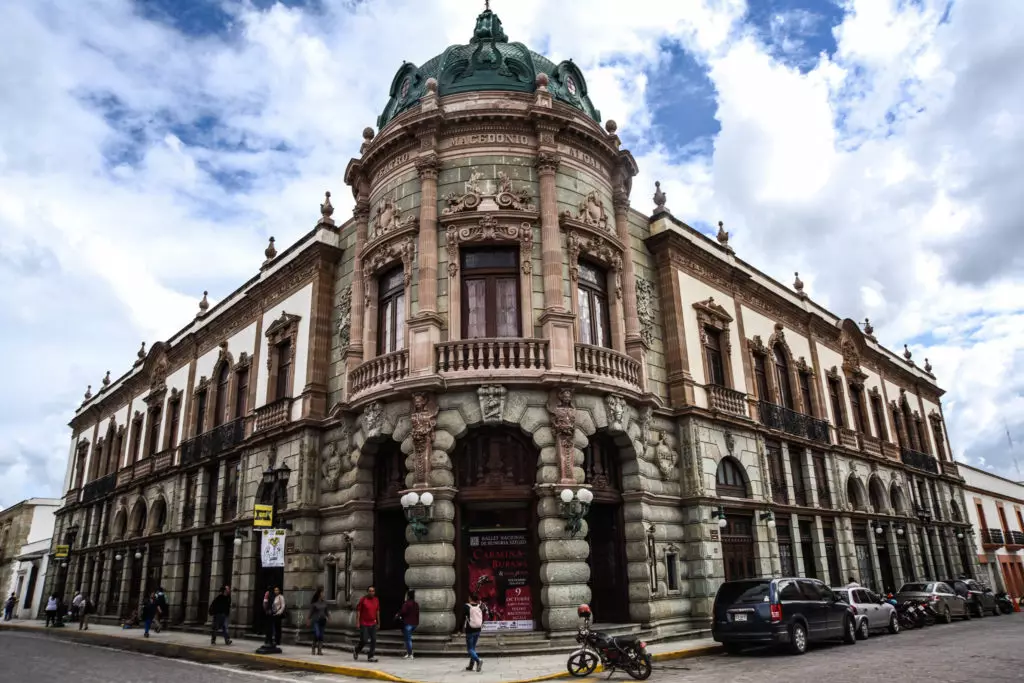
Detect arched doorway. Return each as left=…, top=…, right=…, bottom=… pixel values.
left=373, top=439, right=409, bottom=631
left=715, top=458, right=756, bottom=582
left=583, top=433, right=629, bottom=624
left=453, top=428, right=539, bottom=631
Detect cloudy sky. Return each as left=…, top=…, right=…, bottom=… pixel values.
left=1, top=0, right=1022, bottom=508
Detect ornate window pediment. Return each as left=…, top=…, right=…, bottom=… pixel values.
left=441, top=168, right=536, bottom=215
left=362, top=236, right=416, bottom=309
left=444, top=215, right=533, bottom=279
left=749, top=335, right=767, bottom=355
left=559, top=189, right=610, bottom=232
left=194, top=375, right=210, bottom=395
left=233, top=351, right=251, bottom=371
left=567, top=229, right=623, bottom=299
left=265, top=311, right=301, bottom=341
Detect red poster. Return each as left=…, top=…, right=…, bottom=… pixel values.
left=468, top=530, right=534, bottom=631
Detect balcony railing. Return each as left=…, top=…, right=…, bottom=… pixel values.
left=82, top=473, right=116, bottom=504
left=707, top=384, right=748, bottom=417
left=981, top=528, right=1005, bottom=547
left=860, top=434, right=883, bottom=458
left=1008, top=530, right=1024, bottom=546
left=436, top=338, right=549, bottom=374
left=793, top=484, right=808, bottom=507
left=574, top=344, right=642, bottom=389
left=757, top=401, right=831, bottom=445
left=351, top=349, right=409, bottom=395
left=839, top=428, right=859, bottom=450
left=254, top=397, right=293, bottom=432
left=132, top=458, right=153, bottom=481
left=180, top=417, right=245, bottom=466
left=900, top=447, right=939, bottom=474
left=941, top=461, right=961, bottom=478
left=63, top=489, right=80, bottom=507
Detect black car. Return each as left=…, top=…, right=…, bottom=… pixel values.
left=943, top=578, right=1001, bottom=617
left=713, top=577, right=857, bottom=655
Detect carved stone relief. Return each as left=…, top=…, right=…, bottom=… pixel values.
left=654, top=431, right=678, bottom=479
left=442, top=168, right=536, bottom=214
left=362, top=401, right=385, bottom=439
left=604, top=394, right=626, bottom=432
left=477, top=385, right=507, bottom=424
left=635, top=277, right=656, bottom=346
left=337, top=285, right=352, bottom=351
left=321, top=441, right=343, bottom=492
left=445, top=217, right=533, bottom=278
left=547, top=387, right=577, bottom=483
left=562, top=189, right=609, bottom=231
left=372, top=194, right=414, bottom=239
left=409, top=392, right=438, bottom=485
left=636, top=406, right=653, bottom=455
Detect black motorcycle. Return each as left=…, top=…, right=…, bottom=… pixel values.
left=917, top=600, right=939, bottom=626
left=995, top=591, right=1015, bottom=614
left=896, top=602, right=918, bottom=630
left=568, top=605, right=652, bottom=680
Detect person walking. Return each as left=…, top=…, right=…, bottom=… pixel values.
left=270, top=587, right=286, bottom=647
left=154, top=587, right=169, bottom=633
left=71, top=589, right=84, bottom=622
left=459, top=592, right=487, bottom=672
left=44, top=594, right=58, bottom=627
left=306, top=588, right=330, bottom=655
left=208, top=585, right=233, bottom=645
left=399, top=589, right=419, bottom=659
left=79, top=595, right=94, bottom=630
left=3, top=593, right=15, bottom=622
left=353, top=586, right=380, bottom=662
left=846, top=577, right=860, bottom=588
left=141, top=592, right=159, bottom=638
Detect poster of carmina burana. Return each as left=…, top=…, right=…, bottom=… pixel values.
left=467, top=529, right=533, bottom=631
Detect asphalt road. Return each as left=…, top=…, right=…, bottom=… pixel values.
left=1, top=614, right=1021, bottom=682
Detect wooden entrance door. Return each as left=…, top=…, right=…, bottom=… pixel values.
left=374, top=507, right=408, bottom=631
left=722, top=514, right=756, bottom=582
left=587, top=503, right=629, bottom=623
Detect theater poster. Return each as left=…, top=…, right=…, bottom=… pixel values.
left=467, top=529, right=534, bottom=631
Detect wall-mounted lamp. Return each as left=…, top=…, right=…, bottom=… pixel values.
left=957, top=531, right=965, bottom=539
left=233, top=528, right=252, bottom=548
left=871, top=520, right=885, bottom=535
left=711, top=507, right=727, bottom=529
left=759, top=511, right=776, bottom=529
left=401, top=491, right=435, bottom=540
left=558, top=487, right=594, bottom=538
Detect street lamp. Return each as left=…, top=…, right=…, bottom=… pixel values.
left=558, top=487, right=593, bottom=537
left=711, top=507, right=727, bottom=528
left=401, top=491, right=435, bottom=540
left=759, top=511, right=776, bottom=529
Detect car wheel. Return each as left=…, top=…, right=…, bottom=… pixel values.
left=962, top=607, right=971, bottom=621
left=789, top=623, right=808, bottom=655
left=843, top=616, right=857, bottom=644
left=888, top=613, right=900, bottom=634
left=942, top=606, right=952, bottom=624
left=856, top=618, right=870, bottom=640
left=974, top=604, right=984, bottom=618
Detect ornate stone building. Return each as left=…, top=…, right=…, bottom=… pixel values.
left=49, top=7, right=976, bottom=647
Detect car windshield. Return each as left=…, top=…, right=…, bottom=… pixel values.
left=717, top=580, right=771, bottom=605
left=899, top=583, right=934, bottom=593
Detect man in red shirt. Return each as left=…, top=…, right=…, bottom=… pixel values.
left=353, top=586, right=380, bottom=662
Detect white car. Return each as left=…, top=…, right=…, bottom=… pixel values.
left=833, top=587, right=900, bottom=639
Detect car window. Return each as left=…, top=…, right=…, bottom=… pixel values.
left=834, top=589, right=850, bottom=603
left=953, top=581, right=968, bottom=595
left=803, top=580, right=833, bottom=601
left=936, top=583, right=954, bottom=595
left=899, top=583, right=934, bottom=593
left=778, top=580, right=802, bottom=602
left=717, top=580, right=771, bottom=606
left=855, top=589, right=872, bottom=603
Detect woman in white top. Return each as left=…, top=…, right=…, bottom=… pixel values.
left=45, top=595, right=58, bottom=627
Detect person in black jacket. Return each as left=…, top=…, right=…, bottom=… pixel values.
left=154, top=587, right=169, bottom=633
left=209, top=585, right=233, bottom=645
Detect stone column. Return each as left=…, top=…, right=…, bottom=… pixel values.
left=407, top=155, right=445, bottom=377
left=345, top=198, right=370, bottom=390
left=779, top=443, right=796, bottom=504
left=405, top=490, right=456, bottom=635
left=535, top=151, right=576, bottom=372
left=97, top=553, right=113, bottom=616
left=812, top=517, right=830, bottom=581
left=613, top=193, right=648, bottom=389
left=804, top=450, right=820, bottom=508
left=537, top=490, right=590, bottom=634
left=213, top=460, right=227, bottom=525
left=138, top=545, right=151, bottom=602
left=866, top=529, right=884, bottom=593
left=186, top=535, right=201, bottom=622
left=888, top=527, right=906, bottom=587
left=117, top=555, right=131, bottom=617
left=210, top=535, right=223, bottom=609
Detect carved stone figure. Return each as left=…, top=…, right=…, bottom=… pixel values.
left=372, top=195, right=405, bottom=237
left=637, top=406, right=653, bottom=453
left=362, top=401, right=385, bottom=438
left=337, top=285, right=352, bottom=351
left=578, top=190, right=609, bottom=230
left=410, top=393, right=437, bottom=485
left=635, top=277, right=656, bottom=346
left=724, top=430, right=736, bottom=457
left=655, top=431, right=678, bottom=478
left=477, top=385, right=506, bottom=424
left=604, top=394, right=626, bottom=432
left=321, top=442, right=342, bottom=491
left=547, top=388, right=577, bottom=483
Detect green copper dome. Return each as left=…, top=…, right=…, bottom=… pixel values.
left=377, top=8, right=601, bottom=129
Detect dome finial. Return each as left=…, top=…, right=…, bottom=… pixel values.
left=264, top=236, right=277, bottom=264
left=903, top=344, right=913, bottom=362
left=793, top=272, right=805, bottom=298
left=197, top=290, right=209, bottom=317
left=319, top=191, right=335, bottom=226
left=471, top=1, right=507, bottom=43
left=717, top=220, right=732, bottom=251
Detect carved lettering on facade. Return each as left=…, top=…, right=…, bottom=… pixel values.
left=556, top=143, right=603, bottom=171
left=372, top=152, right=411, bottom=182
left=441, top=133, right=535, bottom=149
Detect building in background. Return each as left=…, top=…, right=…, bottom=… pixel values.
left=0, top=498, right=61, bottom=613
left=10, top=538, right=53, bottom=620
left=960, top=463, right=1024, bottom=594
left=46, top=6, right=977, bottom=648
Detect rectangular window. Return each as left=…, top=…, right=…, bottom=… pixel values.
left=577, top=261, right=611, bottom=348
left=753, top=354, right=770, bottom=401
left=222, top=459, right=240, bottom=521
left=930, top=482, right=943, bottom=520
left=205, top=466, right=219, bottom=526
left=461, top=248, right=520, bottom=339
left=932, top=422, right=946, bottom=460
left=275, top=339, right=292, bottom=400
left=870, top=395, right=887, bottom=440
left=916, top=420, right=929, bottom=454
left=235, top=368, right=249, bottom=419
left=777, top=524, right=795, bottom=577
left=167, top=400, right=181, bottom=449
left=183, top=473, right=198, bottom=528
left=812, top=452, right=831, bottom=508
left=666, top=553, right=679, bottom=591
left=799, top=372, right=814, bottom=416
left=147, top=408, right=162, bottom=456
left=378, top=267, right=406, bottom=354
left=849, top=385, right=866, bottom=433
left=130, top=420, right=143, bottom=463
left=767, top=442, right=787, bottom=504
left=704, top=327, right=726, bottom=386
left=195, top=390, right=208, bottom=435
left=790, top=449, right=807, bottom=506
left=828, top=378, right=845, bottom=428
left=800, top=520, right=817, bottom=580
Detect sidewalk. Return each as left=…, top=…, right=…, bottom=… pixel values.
left=0, top=619, right=721, bottom=683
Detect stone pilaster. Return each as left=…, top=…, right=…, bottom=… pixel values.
left=186, top=535, right=201, bottom=622
left=347, top=200, right=370, bottom=386
left=117, top=555, right=132, bottom=617
left=97, top=553, right=113, bottom=616
left=405, top=491, right=456, bottom=634
left=407, top=155, right=444, bottom=377
left=537, top=490, right=590, bottom=633
left=535, top=151, right=576, bottom=372
left=614, top=195, right=647, bottom=390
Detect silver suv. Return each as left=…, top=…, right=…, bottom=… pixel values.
left=833, top=586, right=900, bottom=639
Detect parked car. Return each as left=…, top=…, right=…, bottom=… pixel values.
left=713, top=577, right=857, bottom=655
left=833, top=586, right=900, bottom=638
left=894, top=582, right=970, bottom=623
left=941, top=578, right=1000, bottom=617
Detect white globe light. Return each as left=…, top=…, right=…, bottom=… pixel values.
left=897, top=528, right=904, bottom=536
left=115, top=554, right=122, bottom=561
left=578, top=488, right=594, bottom=504
left=718, top=517, right=728, bottom=529
left=957, top=532, right=964, bottom=539
left=420, top=491, right=434, bottom=507
left=134, top=551, right=142, bottom=560
left=767, top=519, right=776, bottom=529
left=233, top=536, right=243, bottom=547
left=400, top=493, right=413, bottom=508
left=560, top=489, right=575, bottom=503
left=875, top=526, right=884, bottom=535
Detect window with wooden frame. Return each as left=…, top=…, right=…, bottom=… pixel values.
left=772, top=345, right=794, bottom=409
left=194, top=387, right=208, bottom=436
left=130, top=413, right=144, bottom=463
left=74, top=443, right=88, bottom=489
left=848, top=383, right=867, bottom=433
left=222, top=458, right=241, bottom=521
left=827, top=375, right=846, bottom=428
left=112, top=426, right=124, bottom=472
left=378, top=266, right=406, bottom=354
left=274, top=338, right=292, bottom=400
left=900, top=398, right=917, bottom=450
left=715, top=457, right=748, bottom=498
left=264, top=311, right=301, bottom=404
left=869, top=391, right=888, bottom=441
left=704, top=327, right=727, bottom=386
left=91, top=441, right=104, bottom=480
left=798, top=370, right=815, bottom=416
left=753, top=353, right=770, bottom=402
left=915, top=417, right=929, bottom=455
left=930, top=415, right=946, bottom=460
left=145, top=406, right=162, bottom=457
left=695, top=298, right=735, bottom=389
left=166, top=395, right=181, bottom=449
left=234, top=366, right=249, bottom=420
left=461, top=247, right=520, bottom=338
left=213, top=362, right=230, bottom=428
left=891, top=407, right=905, bottom=449
left=577, top=259, right=611, bottom=347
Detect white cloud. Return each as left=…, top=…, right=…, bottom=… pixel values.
left=1, top=0, right=1023, bottom=506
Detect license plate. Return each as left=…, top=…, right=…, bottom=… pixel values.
left=733, top=613, right=747, bottom=622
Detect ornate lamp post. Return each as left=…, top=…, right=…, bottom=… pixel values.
left=400, top=491, right=435, bottom=540
left=558, top=487, right=593, bottom=537
left=254, top=460, right=291, bottom=655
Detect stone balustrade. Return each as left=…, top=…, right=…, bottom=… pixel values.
left=350, top=349, right=410, bottom=395
left=706, top=384, right=748, bottom=417
left=436, top=338, right=549, bottom=374
left=574, top=343, right=642, bottom=390
left=254, top=397, right=294, bottom=432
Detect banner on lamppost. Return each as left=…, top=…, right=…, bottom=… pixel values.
left=54, top=545, right=69, bottom=559
left=261, top=529, right=286, bottom=568
left=254, top=504, right=274, bottom=528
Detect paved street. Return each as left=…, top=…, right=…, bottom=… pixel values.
left=1, top=614, right=1021, bottom=682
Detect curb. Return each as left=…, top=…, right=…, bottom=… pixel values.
left=0, top=623, right=721, bottom=683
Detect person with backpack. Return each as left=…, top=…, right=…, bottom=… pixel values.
left=4, top=592, right=17, bottom=621
left=353, top=586, right=380, bottom=662
left=459, top=592, right=487, bottom=672
left=141, top=592, right=159, bottom=638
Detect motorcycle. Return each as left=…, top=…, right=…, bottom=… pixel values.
left=917, top=601, right=938, bottom=626
left=568, top=605, right=652, bottom=680
left=995, top=591, right=1015, bottom=614
left=896, top=602, right=918, bottom=630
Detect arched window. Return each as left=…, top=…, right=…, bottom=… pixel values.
left=868, top=478, right=886, bottom=513
left=461, top=248, right=520, bottom=338
left=130, top=502, right=148, bottom=536
left=890, top=483, right=906, bottom=515
left=214, top=362, right=230, bottom=428
left=150, top=498, right=168, bottom=534
left=847, top=477, right=866, bottom=511
left=378, top=266, right=406, bottom=353
left=716, top=458, right=748, bottom=498
left=577, top=260, right=611, bottom=348
left=773, top=345, right=794, bottom=409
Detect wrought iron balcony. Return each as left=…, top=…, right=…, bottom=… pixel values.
left=1009, top=530, right=1024, bottom=546
left=757, top=401, right=831, bottom=445
left=707, top=384, right=748, bottom=417
left=817, top=486, right=832, bottom=509
left=770, top=482, right=789, bottom=505
left=900, top=447, right=939, bottom=474
left=180, top=417, right=245, bottom=466
left=981, top=528, right=1004, bottom=547
left=82, top=473, right=117, bottom=504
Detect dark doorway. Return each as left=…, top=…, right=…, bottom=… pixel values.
left=373, top=439, right=409, bottom=632
left=957, top=535, right=972, bottom=578
left=801, top=519, right=819, bottom=580
left=197, top=538, right=213, bottom=623
left=898, top=536, right=915, bottom=581
left=823, top=520, right=841, bottom=585
left=877, top=540, right=896, bottom=593
left=252, top=560, right=284, bottom=634
left=722, top=513, right=756, bottom=582
left=146, top=544, right=165, bottom=595
left=178, top=539, right=192, bottom=623
left=583, top=433, right=629, bottom=624
left=126, top=555, right=144, bottom=617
